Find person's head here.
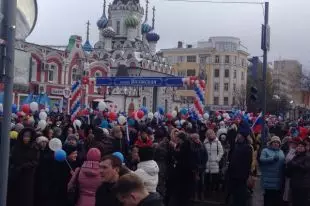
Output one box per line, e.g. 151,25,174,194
113,173,148,206
269,136,281,149
296,141,307,154
18,128,36,145
53,127,62,138
63,144,78,162
67,126,74,135
66,134,78,146
87,148,101,162
236,133,246,143
288,139,298,149
131,146,140,162
191,133,201,144
99,155,121,183
206,129,216,140
36,136,49,150
138,146,154,162
111,126,123,139
45,128,54,140
170,128,179,143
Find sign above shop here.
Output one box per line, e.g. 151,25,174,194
51,88,63,96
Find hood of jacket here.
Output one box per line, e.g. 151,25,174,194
81,161,100,177
137,160,159,176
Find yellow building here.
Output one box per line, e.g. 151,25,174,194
161,37,249,110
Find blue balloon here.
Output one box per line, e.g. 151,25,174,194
158,106,164,115
100,120,109,128
180,108,188,115
113,152,124,163
54,149,67,162
12,104,17,113
140,106,148,115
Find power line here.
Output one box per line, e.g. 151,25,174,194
164,0,264,4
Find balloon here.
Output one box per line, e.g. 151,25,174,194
39,111,47,120
98,101,107,111
172,110,178,118
100,120,109,128
203,113,209,120
0,103,3,112
137,110,144,119
12,104,17,113
128,118,135,126
166,113,173,120
10,131,18,140
140,107,148,115
49,138,62,151
38,119,47,130
154,112,159,118
21,104,30,114
45,107,50,113
73,119,82,130
109,112,117,121
147,112,154,120
158,107,164,115
217,115,222,120
102,128,109,135
180,108,188,115
54,149,67,162
118,115,127,125
30,102,39,112
112,152,124,163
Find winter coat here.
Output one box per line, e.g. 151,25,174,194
95,182,122,206
259,147,285,190
134,160,159,193
68,161,101,206
102,136,129,157
190,139,208,172
137,193,164,206
286,152,310,189
7,128,39,206
204,138,224,174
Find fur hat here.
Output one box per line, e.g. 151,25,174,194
36,136,49,144
270,136,281,144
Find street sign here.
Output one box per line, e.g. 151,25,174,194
96,77,184,87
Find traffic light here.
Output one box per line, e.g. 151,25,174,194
250,86,258,102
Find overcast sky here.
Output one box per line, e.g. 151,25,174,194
27,0,310,69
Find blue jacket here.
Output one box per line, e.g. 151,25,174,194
259,147,285,190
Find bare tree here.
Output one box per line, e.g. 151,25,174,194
233,85,247,110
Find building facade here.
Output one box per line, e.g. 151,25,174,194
6,0,177,113
161,36,249,111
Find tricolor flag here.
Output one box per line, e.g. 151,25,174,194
252,112,263,134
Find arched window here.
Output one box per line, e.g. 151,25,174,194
142,97,147,107
72,68,81,82
165,99,168,113
31,59,37,81
48,64,57,83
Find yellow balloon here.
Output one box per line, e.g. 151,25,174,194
10,131,18,140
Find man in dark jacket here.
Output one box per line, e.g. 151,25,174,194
113,173,164,206
95,155,122,206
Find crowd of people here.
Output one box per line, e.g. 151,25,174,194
4,108,310,206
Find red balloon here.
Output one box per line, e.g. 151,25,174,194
21,104,30,114
109,112,117,121
137,110,144,119
166,113,173,120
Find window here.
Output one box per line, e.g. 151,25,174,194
234,56,237,64
232,97,236,105
48,64,56,82
233,83,236,91
72,68,81,82
178,71,186,76
225,55,230,63
233,70,237,79
241,59,245,67
224,83,229,91
241,72,244,80
224,97,229,105
187,69,196,76
214,83,219,91
213,97,219,105
214,69,219,78
31,60,37,81
177,56,184,62
224,69,229,78
215,55,220,63
116,21,121,34
94,71,102,93
143,97,147,107
186,55,196,63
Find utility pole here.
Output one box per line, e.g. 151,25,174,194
261,1,270,146
0,0,17,205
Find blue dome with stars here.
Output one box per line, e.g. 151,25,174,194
97,14,108,29
83,40,93,52
141,23,153,34
146,32,160,42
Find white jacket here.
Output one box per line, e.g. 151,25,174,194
134,160,159,193
204,138,224,174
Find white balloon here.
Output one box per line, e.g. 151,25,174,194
203,113,209,120
30,102,39,112
39,111,47,120
0,103,3,112
172,110,177,118
73,119,82,129
45,107,50,113
147,112,154,120
217,115,222,120
48,138,62,152
154,112,159,118
38,119,47,131
118,115,127,125
102,128,109,135
98,101,107,111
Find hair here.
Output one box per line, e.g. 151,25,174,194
112,173,145,196
101,155,122,168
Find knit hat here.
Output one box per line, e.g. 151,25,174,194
86,148,101,161
63,144,77,156
36,136,49,144
66,134,78,142
270,136,281,144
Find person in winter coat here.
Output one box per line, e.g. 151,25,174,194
286,141,310,206
260,136,285,206
103,126,129,157
134,146,159,193
204,129,224,193
68,148,102,206
113,173,164,206
7,127,39,206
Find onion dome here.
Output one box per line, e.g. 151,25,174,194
141,23,152,34
146,32,160,42
83,40,93,52
125,15,139,28
97,14,108,29
102,26,116,38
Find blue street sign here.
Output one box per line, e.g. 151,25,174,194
96,77,184,87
